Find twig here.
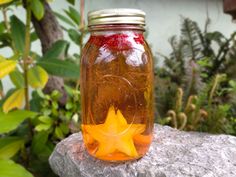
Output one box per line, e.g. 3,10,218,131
76,0,85,90
79,0,85,59
22,0,34,167
22,0,31,111
2,7,16,52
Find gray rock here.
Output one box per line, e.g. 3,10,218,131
49,124,236,177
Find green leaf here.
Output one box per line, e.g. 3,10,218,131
55,127,64,139
0,33,11,48
0,22,5,34
0,89,15,110
0,60,17,79
64,85,74,97
50,90,61,100
9,70,24,88
205,31,225,45
30,32,38,42
59,123,69,134
31,131,48,154
0,159,33,177
43,40,69,59
64,7,80,25
3,88,25,113
31,0,45,20
37,59,80,78
197,57,211,67
38,116,53,125
0,80,3,95
35,124,51,131
66,0,75,5
52,101,58,109
68,29,81,45
0,137,24,159
65,102,73,110
10,15,25,53
229,80,236,90
0,110,37,134
219,104,231,112
30,90,43,112
8,52,21,61
54,12,76,27
28,66,48,89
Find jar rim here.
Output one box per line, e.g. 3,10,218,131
88,8,146,27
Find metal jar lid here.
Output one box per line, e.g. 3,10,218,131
88,8,146,27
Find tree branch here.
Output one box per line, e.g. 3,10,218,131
31,1,67,105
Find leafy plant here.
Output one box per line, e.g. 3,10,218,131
165,88,207,131
0,0,84,176
156,17,236,135
28,87,80,176
162,74,234,134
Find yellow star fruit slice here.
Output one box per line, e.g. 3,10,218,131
82,106,145,158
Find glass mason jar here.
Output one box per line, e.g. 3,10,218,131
80,9,154,162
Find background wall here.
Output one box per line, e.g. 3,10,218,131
0,0,235,90
56,0,235,55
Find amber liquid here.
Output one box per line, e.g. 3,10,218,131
80,30,154,162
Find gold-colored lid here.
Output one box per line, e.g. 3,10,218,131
88,8,146,27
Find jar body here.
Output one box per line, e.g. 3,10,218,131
80,27,154,162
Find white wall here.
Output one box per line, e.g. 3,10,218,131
82,0,235,56
0,0,235,91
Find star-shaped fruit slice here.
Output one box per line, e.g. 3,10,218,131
82,106,145,157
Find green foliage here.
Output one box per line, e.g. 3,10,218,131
28,66,48,89
156,17,236,135
42,40,69,59
0,110,37,133
0,81,3,98
68,28,81,45
9,70,24,88
54,11,76,28
28,88,80,176
0,160,33,177
66,0,76,5
0,1,83,176
0,87,80,177
37,58,80,78
3,88,25,113
31,0,45,20
54,5,88,59
164,88,206,131
10,15,25,52
64,6,80,25
157,18,236,85
0,59,17,79
161,74,233,133
0,137,24,159
1,1,235,176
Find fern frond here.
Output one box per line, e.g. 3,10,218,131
183,60,203,100
181,17,202,61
